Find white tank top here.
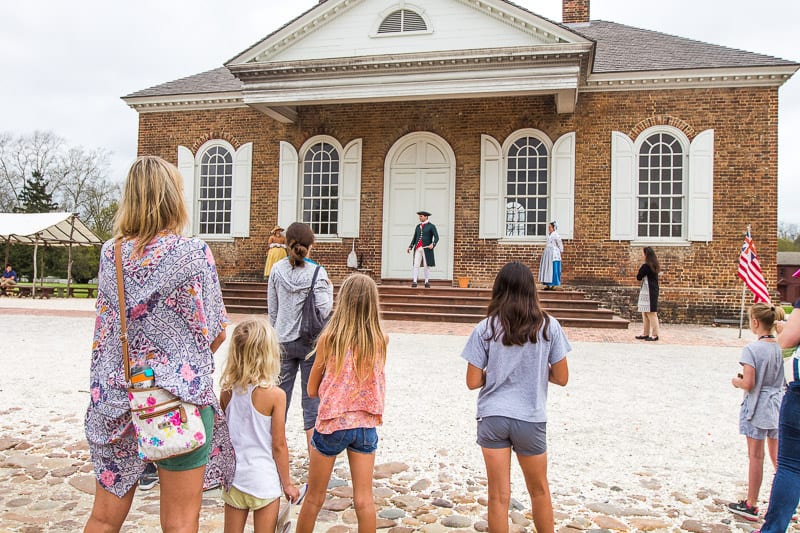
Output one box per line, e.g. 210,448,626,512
225,384,282,499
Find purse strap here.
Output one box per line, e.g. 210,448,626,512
114,239,131,383
305,265,321,303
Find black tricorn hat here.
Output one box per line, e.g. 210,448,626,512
416,210,432,217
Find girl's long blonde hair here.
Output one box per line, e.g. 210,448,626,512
316,273,386,380
114,156,189,256
220,316,281,392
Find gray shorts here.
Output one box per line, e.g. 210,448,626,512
739,411,778,440
476,416,547,456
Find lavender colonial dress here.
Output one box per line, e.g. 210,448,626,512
84,233,235,497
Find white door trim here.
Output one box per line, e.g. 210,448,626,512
381,131,456,280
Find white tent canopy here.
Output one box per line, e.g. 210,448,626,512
0,212,103,296
0,212,102,246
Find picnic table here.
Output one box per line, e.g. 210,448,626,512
10,284,55,299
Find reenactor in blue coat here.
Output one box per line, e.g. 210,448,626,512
406,210,439,288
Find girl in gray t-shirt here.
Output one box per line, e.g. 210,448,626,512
727,303,786,520
461,261,570,533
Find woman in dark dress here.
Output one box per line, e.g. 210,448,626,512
635,247,660,341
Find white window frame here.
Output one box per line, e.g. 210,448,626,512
177,140,252,241
480,129,575,242
278,136,362,241
501,128,553,241
298,135,344,239
633,126,689,243
610,126,714,243
371,4,433,38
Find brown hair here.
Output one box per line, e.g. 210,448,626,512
114,156,188,256
750,303,786,332
643,246,660,273
285,222,315,267
485,261,550,346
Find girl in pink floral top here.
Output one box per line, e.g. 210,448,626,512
296,273,388,533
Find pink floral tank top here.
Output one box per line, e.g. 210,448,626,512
316,350,385,434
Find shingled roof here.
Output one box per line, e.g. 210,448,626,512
125,67,242,99
124,18,796,99
568,20,796,73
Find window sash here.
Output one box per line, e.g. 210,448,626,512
199,147,233,235
636,133,684,239
301,142,340,236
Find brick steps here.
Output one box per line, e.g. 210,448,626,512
222,280,629,329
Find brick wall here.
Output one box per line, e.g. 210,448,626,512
136,86,779,323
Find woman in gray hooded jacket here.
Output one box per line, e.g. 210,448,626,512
267,222,334,450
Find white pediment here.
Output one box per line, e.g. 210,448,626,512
228,0,589,66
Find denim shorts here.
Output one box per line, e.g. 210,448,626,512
311,427,379,457
477,416,547,456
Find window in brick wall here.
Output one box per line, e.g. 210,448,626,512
505,136,549,237
301,141,340,237
177,140,252,240
198,146,233,236
610,126,713,242
637,132,684,239
480,130,575,241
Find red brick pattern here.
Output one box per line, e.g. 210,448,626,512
562,0,590,24
135,86,779,322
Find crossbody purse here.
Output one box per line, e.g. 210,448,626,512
115,239,207,462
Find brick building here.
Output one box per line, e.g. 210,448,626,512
123,0,798,323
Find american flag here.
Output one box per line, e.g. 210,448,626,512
737,227,771,303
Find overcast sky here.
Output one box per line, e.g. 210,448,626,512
2,0,799,230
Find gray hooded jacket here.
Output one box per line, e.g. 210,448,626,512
267,258,333,344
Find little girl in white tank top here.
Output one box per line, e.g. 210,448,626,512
219,317,302,532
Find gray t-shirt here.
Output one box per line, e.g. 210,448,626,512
460,316,571,423
740,340,785,429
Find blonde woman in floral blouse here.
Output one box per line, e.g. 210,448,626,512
84,156,234,532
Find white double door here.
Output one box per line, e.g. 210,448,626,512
382,133,455,280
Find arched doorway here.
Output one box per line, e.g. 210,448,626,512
381,132,455,281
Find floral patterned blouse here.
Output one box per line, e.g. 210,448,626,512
84,233,234,497
316,350,385,434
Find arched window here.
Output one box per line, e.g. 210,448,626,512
505,136,549,237
199,145,233,235
637,132,685,238
378,9,428,34
302,142,340,236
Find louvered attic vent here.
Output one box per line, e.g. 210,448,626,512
378,9,428,34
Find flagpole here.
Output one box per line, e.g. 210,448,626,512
739,283,746,339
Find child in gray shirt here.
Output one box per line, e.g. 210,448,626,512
461,262,570,533
727,303,786,520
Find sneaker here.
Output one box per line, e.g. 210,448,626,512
295,483,308,505
728,500,759,521
411,282,418,288
276,484,308,533
424,282,430,288
138,468,159,491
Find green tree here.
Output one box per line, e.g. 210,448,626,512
14,170,59,213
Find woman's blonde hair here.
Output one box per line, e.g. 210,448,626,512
114,156,189,256
750,302,786,332
315,273,386,381
220,316,281,392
